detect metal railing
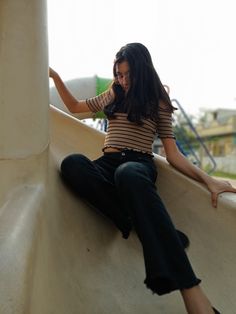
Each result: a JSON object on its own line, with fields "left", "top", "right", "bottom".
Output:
{"left": 171, "top": 98, "right": 217, "bottom": 174}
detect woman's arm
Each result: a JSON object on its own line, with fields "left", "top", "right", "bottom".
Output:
{"left": 49, "top": 67, "right": 90, "bottom": 113}
{"left": 161, "top": 138, "right": 236, "bottom": 207}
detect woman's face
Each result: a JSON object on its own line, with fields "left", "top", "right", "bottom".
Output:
{"left": 115, "top": 61, "right": 130, "bottom": 93}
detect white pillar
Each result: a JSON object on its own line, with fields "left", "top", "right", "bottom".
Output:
{"left": 0, "top": 0, "right": 49, "bottom": 159}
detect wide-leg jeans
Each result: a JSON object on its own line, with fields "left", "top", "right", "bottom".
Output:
{"left": 60, "top": 150, "right": 201, "bottom": 295}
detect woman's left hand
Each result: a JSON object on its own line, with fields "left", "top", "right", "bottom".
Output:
{"left": 206, "top": 178, "right": 236, "bottom": 208}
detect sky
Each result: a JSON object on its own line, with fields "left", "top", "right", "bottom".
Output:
{"left": 47, "top": 0, "right": 236, "bottom": 116}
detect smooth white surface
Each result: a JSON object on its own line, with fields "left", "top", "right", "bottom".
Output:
{"left": 0, "top": 0, "right": 49, "bottom": 159}
{"left": 1, "top": 106, "right": 236, "bottom": 314}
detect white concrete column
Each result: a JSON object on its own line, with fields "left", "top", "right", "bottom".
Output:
{"left": 0, "top": 0, "right": 49, "bottom": 159}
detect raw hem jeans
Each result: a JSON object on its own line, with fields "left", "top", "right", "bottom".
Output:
{"left": 60, "top": 150, "right": 201, "bottom": 295}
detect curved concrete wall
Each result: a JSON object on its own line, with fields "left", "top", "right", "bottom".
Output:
{"left": 1, "top": 107, "right": 235, "bottom": 313}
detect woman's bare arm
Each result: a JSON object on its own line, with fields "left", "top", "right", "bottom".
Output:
{"left": 49, "top": 67, "right": 90, "bottom": 113}
{"left": 161, "top": 137, "right": 236, "bottom": 207}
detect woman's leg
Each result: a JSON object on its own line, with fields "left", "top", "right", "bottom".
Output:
{"left": 114, "top": 160, "right": 201, "bottom": 295}
{"left": 181, "top": 286, "right": 215, "bottom": 314}
{"left": 60, "top": 153, "right": 131, "bottom": 238}
{"left": 61, "top": 154, "right": 217, "bottom": 313}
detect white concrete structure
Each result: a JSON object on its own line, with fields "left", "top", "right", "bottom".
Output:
{"left": 0, "top": 0, "right": 49, "bottom": 159}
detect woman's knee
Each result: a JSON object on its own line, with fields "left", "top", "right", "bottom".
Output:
{"left": 60, "top": 153, "right": 90, "bottom": 178}
{"left": 115, "top": 162, "right": 145, "bottom": 186}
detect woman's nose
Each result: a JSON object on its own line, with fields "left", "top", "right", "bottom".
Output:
{"left": 123, "top": 75, "right": 129, "bottom": 84}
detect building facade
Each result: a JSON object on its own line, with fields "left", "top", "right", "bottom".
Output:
{"left": 197, "top": 109, "right": 236, "bottom": 174}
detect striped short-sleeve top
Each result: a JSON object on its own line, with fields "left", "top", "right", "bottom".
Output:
{"left": 86, "top": 90, "right": 175, "bottom": 155}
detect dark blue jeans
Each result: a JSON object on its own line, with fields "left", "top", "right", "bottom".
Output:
{"left": 60, "top": 150, "right": 201, "bottom": 295}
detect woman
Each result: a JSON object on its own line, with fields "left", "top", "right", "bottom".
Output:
{"left": 49, "top": 43, "right": 236, "bottom": 313}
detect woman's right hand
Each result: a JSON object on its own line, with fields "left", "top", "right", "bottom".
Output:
{"left": 49, "top": 67, "right": 58, "bottom": 79}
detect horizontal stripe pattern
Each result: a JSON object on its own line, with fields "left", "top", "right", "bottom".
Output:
{"left": 86, "top": 90, "right": 114, "bottom": 112}
{"left": 86, "top": 90, "right": 175, "bottom": 154}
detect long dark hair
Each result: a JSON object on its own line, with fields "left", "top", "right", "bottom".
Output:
{"left": 104, "top": 43, "right": 175, "bottom": 124}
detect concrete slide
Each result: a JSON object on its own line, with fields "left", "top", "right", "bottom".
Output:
{"left": 1, "top": 106, "right": 236, "bottom": 314}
